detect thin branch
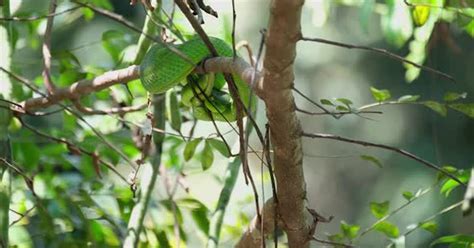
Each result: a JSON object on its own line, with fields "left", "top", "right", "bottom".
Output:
{"left": 292, "top": 86, "right": 338, "bottom": 118}
{"left": 300, "top": 36, "right": 456, "bottom": 83}
{"left": 0, "top": 6, "right": 80, "bottom": 21}
{"left": 357, "top": 185, "right": 435, "bottom": 239}
{"left": 311, "top": 237, "right": 354, "bottom": 248}
{"left": 42, "top": 0, "right": 58, "bottom": 94}
{"left": 302, "top": 132, "right": 466, "bottom": 186}
{"left": 295, "top": 106, "right": 383, "bottom": 116}
{"left": 9, "top": 206, "right": 36, "bottom": 227}
{"left": 73, "top": 101, "right": 147, "bottom": 115}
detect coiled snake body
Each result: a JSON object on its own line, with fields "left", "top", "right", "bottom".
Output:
{"left": 140, "top": 36, "right": 253, "bottom": 121}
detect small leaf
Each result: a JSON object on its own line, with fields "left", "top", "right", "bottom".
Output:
{"left": 437, "top": 165, "right": 458, "bottom": 182}
{"left": 336, "top": 105, "right": 349, "bottom": 111}
{"left": 336, "top": 98, "right": 353, "bottom": 107}
{"left": 402, "top": 191, "right": 414, "bottom": 201}
{"left": 370, "top": 201, "right": 390, "bottom": 219}
{"left": 183, "top": 138, "right": 202, "bottom": 161}
{"left": 327, "top": 233, "right": 344, "bottom": 242}
{"left": 397, "top": 95, "right": 420, "bottom": 103}
{"left": 374, "top": 221, "right": 399, "bottom": 238}
{"left": 440, "top": 170, "right": 470, "bottom": 197}
{"left": 370, "top": 87, "right": 391, "bottom": 102}
{"left": 206, "top": 138, "right": 230, "bottom": 157}
{"left": 420, "top": 221, "right": 437, "bottom": 235}
{"left": 412, "top": 5, "right": 430, "bottom": 27}
{"left": 448, "top": 103, "right": 474, "bottom": 118}
{"left": 102, "top": 30, "right": 129, "bottom": 63}
{"left": 201, "top": 141, "right": 214, "bottom": 170}
{"left": 431, "top": 235, "right": 474, "bottom": 246}
{"left": 443, "top": 92, "right": 467, "bottom": 102}
{"left": 423, "top": 101, "right": 447, "bottom": 117}
{"left": 340, "top": 221, "right": 360, "bottom": 240}
{"left": 81, "top": 7, "right": 95, "bottom": 21}
{"left": 360, "top": 155, "right": 383, "bottom": 168}
{"left": 320, "top": 99, "right": 335, "bottom": 106}
{"left": 166, "top": 89, "right": 182, "bottom": 132}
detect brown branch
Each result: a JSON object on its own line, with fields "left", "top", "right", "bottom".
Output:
{"left": 301, "top": 132, "right": 466, "bottom": 186}
{"left": 0, "top": 6, "right": 80, "bottom": 21}
{"left": 20, "top": 65, "right": 140, "bottom": 111}
{"left": 42, "top": 0, "right": 58, "bottom": 94}
{"left": 300, "top": 36, "right": 456, "bottom": 83}
{"left": 260, "top": 0, "right": 312, "bottom": 247}
{"left": 236, "top": 199, "right": 277, "bottom": 248}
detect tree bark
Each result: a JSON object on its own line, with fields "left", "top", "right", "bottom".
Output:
{"left": 261, "top": 0, "right": 311, "bottom": 247}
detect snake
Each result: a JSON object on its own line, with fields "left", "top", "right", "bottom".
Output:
{"left": 140, "top": 36, "right": 253, "bottom": 122}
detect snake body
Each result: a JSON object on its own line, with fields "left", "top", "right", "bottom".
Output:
{"left": 140, "top": 37, "right": 252, "bottom": 121}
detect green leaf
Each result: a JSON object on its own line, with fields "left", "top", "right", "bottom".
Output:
{"left": 431, "top": 234, "right": 474, "bottom": 246}
{"left": 206, "top": 138, "right": 230, "bottom": 157}
{"left": 412, "top": 5, "right": 430, "bottom": 27}
{"left": 166, "top": 89, "right": 182, "bottom": 132}
{"left": 437, "top": 165, "right": 458, "bottom": 182}
{"left": 381, "top": 0, "right": 413, "bottom": 48}
{"left": 102, "top": 30, "right": 130, "bottom": 63}
{"left": 201, "top": 141, "right": 214, "bottom": 170}
{"left": 336, "top": 105, "right": 349, "bottom": 111}
{"left": 183, "top": 138, "right": 202, "bottom": 161}
{"left": 448, "top": 103, "right": 474, "bottom": 118}
{"left": 360, "top": 155, "right": 383, "bottom": 168}
{"left": 320, "top": 99, "right": 335, "bottom": 106}
{"left": 340, "top": 221, "right": 360, "bottom": 240}
{"left": 374, "top": 221, "right": 399, "bottom": 238}
{"left": 420, "top": 221, "right": 437, "bottom": 235}
{"left": 397, "top": 95, "right": 420, "bottom": 103}
{"left": 443, "top": 92, "right": 467, "bottom": 102}
{"left": 370, "top": 201, "right": 390, "bottom": 219}
{"left": 440, "top": 170, "right": 470, "bottom": 197}
{"left": 178, "top": 198, "right": 210, "bottom": 235}
{"left": 370, "top": 87, "right": 391, "bottom": 102}
{"left": 81, "top": 7, "right": 95, "bottom": 21}
{"left": 327, "top": 233, "right": 344, "bottom": 243}
{"left": 402, "top": 191, "right": 414, "bottom": 201}
{"left": 423, "top": 101, "right": 447, "bottom": 117}
{"left": 336, "top": 98, "right": 353, "bottom": 107}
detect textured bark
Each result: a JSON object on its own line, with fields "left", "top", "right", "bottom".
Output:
{"left": 261, "top": 0, "right": 311, "bottom": 247}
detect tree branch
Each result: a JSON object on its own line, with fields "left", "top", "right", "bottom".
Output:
{"left": 261, "top": 0, "right": 312, "bottom": 247}
{"left": 236, "top": 199, "right": 277, "bottom": 248}
{"left": 42, "top": 0, "right": 58, "bottom": 94}
{"left": 299, "top": 36, "right": 455, "bottom": 83}
{"left": 301, "top": 132, "right": 466, "bottom": 186}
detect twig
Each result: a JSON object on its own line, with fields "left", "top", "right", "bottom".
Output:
{"left": 302, "top": 132, "right": 466, "bottom": 186}
{"left": 231, "top": 0, "right": 236, "bottom": 58}
{"left": 296, "top": 106, "right": 383, "bottom": 116}
{"left": 300, "top": 36, "right": 455, "bottom": 83}
{"left": 9, "top": 206, "right": 36, "bottom": 227}
{"left": 42, "top": 0, "right": 58, "bottom": 94}
{"left": 292, "top": 86, "right": 337, "bottom": 118}
{"left": 73, "top": 101, "right": 147, "bottom": 115}
{"left": 0, "top": 6, "right": 81, "bottom": 21}
{"left": 311, "top": 237, "right": 354, "bottom": 247}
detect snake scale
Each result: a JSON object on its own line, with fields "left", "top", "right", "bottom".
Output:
{"left": 140, "top": 36, "right": 253, "bottom": 122}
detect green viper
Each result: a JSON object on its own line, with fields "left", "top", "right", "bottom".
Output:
{"left": 140, "top": 36, "right": 253, "bottom": 122}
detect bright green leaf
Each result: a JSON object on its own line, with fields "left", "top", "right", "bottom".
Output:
{"left": 360, "top": 155, "right": 383, "bottom": 168}
{"left": 370, "top": 87, "right": 391, "bottom": 102}
{"left": 183, "top": 138, "right": 202, "bottom": 161}
{"left": 398, "top": 95, "right": 420, "bottom": 103}
{"left": 336, "top": 98, "right": 353, "bottom": 107}
{"left": 431, "top": 234, "right": 474, "bottom": 246}
{"left": 340, "top": 221, "right": 360, "bottom": 240}
{"left": 374, "top": 221, "right": 399, "bottom": 238}
{"left": 370, "top": 201, "right": 390, "bottom": 219}
{"left": 201, "top": 141, "right": 214, "bottom": 170}
{"left": 412, "top": 5, "right": 430, "bottom": 27}
{"left": 336, "top": 105, "right": 349, "bottom": 111}
{"left": 448, "top": 103, "right": 474, "bottom": 118}
{"left": 420, "top": 221, "right": 437, "bottom": 235}
{"left": 320, "top": 99, "right": 335, "bottom": 106}
{"left": 423, "top": 101, "right": 447, "bottom": 117}
{"left": 402, "top": 191, "right": 414, "bottom": 201}
{"left": 207, "top": 138, "right": 230, "bottom": 157}
{"left": 443, "top": 92, "right": 467, "bottom": 102}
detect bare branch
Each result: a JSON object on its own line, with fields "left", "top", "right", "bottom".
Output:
{"left": 300, "top": 36, "right": 455, "bottom": 83}
{"left": 301, "top": 132, "right": 466, "bottom": 186}
{"left": 72, "top": 101, "right": 147, "bottom": 115}
{"left": 296, "top": 106, "right": 383, "bottom": 116}
{"left": 18, "top": 65, "right": 140, "bottom": 111}
{"left": 42, "top": 0, "right": 58, "bottom": 94}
